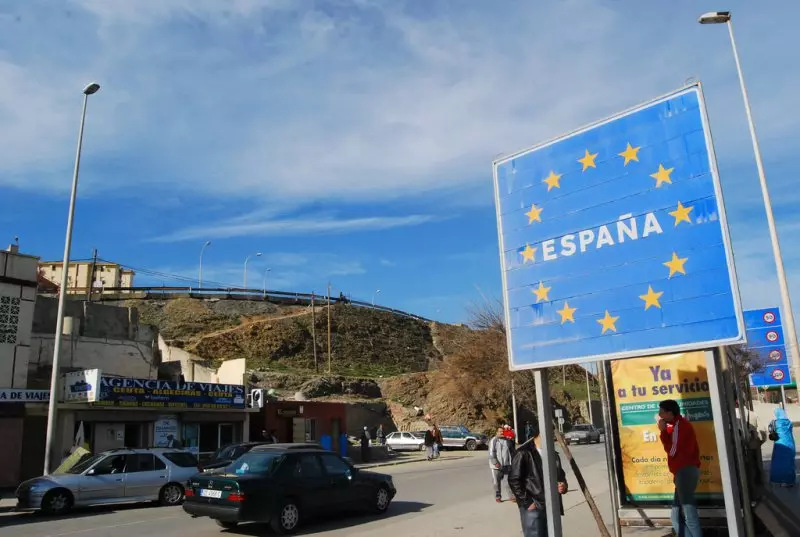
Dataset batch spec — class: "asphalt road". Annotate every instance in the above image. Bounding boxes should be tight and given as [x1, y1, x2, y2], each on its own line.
[0, 444, 618, 537]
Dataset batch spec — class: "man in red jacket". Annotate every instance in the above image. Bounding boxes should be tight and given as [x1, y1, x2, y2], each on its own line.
[657, 399, 702, 537]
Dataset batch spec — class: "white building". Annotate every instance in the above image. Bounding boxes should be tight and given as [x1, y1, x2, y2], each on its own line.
[0, 244, 39, 488]
[38, 260, 135, 295]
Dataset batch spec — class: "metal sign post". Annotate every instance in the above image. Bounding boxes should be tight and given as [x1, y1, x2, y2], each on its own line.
[535, 369, 563, 537]
[705, 349, 745, 537]
[491, 83, 747, 537]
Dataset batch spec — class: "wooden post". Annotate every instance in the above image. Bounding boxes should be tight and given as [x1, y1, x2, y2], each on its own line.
[327, 283, 332, 374]
[311, 292, 318, 371]
[554, 428, 611, 537]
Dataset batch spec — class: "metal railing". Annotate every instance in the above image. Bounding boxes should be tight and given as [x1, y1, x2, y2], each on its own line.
[55, 286, 433, 323]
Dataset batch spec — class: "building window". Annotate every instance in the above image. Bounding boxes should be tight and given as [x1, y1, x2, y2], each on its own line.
[305, 419, 317, 442]
[0, 295, 21, 345]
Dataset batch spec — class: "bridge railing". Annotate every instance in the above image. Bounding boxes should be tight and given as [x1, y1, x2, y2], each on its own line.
[58, 286, 433, 323]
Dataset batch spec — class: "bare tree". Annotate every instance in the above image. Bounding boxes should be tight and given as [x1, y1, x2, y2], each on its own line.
[466, 298, 505, 333]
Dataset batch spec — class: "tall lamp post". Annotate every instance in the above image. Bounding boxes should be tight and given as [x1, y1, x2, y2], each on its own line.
[43, 82, 101, 475]
[198, 240, 211, 288]
[699, 11, 800, 392]
[372, 289, 381, 306]
[243, 252, 261, 289]
[263, 267, 271, 298]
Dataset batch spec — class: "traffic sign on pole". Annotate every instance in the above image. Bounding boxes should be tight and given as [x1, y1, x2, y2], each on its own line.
[745, 307, 792, 387]
[492, 84, 744, 370]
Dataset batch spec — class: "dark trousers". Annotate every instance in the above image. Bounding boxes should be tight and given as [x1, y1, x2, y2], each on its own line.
[361, 445, 370, 462]
[518, 504, 547, 537]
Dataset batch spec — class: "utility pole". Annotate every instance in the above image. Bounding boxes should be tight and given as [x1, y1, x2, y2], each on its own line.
[563, 365, 566, 386]
[87, 248, 98, 301]
[327, 283, 332, 374]
[586, 363, 594, 425]
[311, 292, 318, 371]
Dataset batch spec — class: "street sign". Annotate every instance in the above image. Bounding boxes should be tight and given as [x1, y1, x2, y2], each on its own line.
[745, 307, 791, 387]
[493, 84, 744, 370]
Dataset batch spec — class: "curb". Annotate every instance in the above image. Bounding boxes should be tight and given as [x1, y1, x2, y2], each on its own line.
[357, 457, 427, 470]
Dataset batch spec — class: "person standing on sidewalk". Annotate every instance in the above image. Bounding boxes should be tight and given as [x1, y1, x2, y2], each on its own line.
[360, 426, 372, 463]
[508, 421, 568, 537]
[377, 424, 386, 446]
[489, 427, 514, 502]
[424, 426, 436, 461]
[657, 399, 702, 537]
[432, 424, 443, 459]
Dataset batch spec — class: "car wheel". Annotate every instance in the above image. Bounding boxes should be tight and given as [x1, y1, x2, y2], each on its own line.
[418, 444, 426, 451]
[215, 520, 238, 529]
[271, 499, 301, 535]
[373, 485, 392, 514]
[465, 440, 477, 451]
[41, 489, 72, 516]
[159, 483, 184, 506]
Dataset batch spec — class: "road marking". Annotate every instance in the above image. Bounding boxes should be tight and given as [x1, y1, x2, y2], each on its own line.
[43, 514, 184, 537]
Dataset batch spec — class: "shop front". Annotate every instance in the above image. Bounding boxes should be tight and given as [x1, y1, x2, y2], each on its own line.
[50, 372, 252, 468]
[252, 401, 347, 454]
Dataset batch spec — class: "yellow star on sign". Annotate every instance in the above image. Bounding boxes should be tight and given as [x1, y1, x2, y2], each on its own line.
[525, 203, 543, 224]
[578, 149, 598, 171]
[520, 243, 537, 263]
[618, 143, 641, 166]
[542, 171, 562, 191]
[597, 310, 619, 334]
[532, 281, 551, 303]
[650, 163, 674, 188]
[556, 301, 577, 324]
[663, 252, 688, 278]
[639, 285, 664, 310]
[668, 201, 693, 226]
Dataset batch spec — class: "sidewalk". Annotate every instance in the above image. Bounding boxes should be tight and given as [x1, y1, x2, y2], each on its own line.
[759, 435, 800, 535]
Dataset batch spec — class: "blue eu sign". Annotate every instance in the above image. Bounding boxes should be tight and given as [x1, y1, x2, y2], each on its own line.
[746, 308, 791, 387]
[493, 84, 744, 370]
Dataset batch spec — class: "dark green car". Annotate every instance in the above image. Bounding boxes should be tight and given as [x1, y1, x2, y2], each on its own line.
[182, 446, 396, 534]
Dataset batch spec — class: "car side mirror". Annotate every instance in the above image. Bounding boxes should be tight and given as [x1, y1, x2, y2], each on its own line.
[86, 468, 96, 476]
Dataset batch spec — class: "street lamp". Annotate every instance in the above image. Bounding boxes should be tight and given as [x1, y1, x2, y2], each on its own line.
[43, 82, 101, 475]
[372, 289, 381, 306]
[699, 11, 800, 392]
[243, 252, 261, 290]
[263, 267, 271, 298]
[198, 240, 211, 288]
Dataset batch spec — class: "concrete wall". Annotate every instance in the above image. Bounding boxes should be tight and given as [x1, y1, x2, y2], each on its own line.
[159, 335, 245, 385]
[33, 297, 140, 340]
[0, 248, 39, 389]
[345, 402, 396, 437]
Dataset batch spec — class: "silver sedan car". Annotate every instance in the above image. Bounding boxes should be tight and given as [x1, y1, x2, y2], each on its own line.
[16, 448, 200, 515]
[385, 431, 425, 452]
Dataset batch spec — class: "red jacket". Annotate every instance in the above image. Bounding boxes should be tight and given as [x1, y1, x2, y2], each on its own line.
[660, 415, 700, 474]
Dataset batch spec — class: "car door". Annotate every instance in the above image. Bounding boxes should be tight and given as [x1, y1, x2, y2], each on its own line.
[400, 432, 415, 450]
[79, 455, 127, 503]
[319, 453, 363, 507]
[124, 454, 169, 500]
[440, 428, 460, 448]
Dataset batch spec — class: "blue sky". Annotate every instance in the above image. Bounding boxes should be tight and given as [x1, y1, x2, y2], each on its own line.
[1, 1, 800, 325]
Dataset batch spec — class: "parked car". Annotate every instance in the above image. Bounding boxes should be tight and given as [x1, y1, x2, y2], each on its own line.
[438, 425, 488, 451]
[564, 424, 602, 445]
[385, 431, 425, 452]
[15, 448, 200, 515]
[183, 445, 396, 534]
[200, 443, 323, 473]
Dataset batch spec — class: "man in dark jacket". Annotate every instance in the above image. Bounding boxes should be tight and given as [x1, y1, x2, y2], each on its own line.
[508, 421, 568, 537]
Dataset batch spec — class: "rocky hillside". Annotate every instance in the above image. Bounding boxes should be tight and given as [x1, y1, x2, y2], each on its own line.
[130, 297, 464, 377]
[128, 297, 597, 432]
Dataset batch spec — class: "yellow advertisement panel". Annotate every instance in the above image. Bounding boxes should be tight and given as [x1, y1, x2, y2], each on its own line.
[611, 351, 723, 502]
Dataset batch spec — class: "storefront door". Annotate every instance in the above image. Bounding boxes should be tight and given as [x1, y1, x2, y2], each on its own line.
[218, 423, 234, 447]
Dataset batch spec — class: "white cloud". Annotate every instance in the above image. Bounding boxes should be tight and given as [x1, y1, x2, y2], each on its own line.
[3, 1, 799, 206]
[148, 213, 436, 242]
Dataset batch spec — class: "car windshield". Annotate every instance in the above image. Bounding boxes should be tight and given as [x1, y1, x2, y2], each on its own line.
[226, 452, 283, 476]
[61, 453, 105, 475]
[211, 445, 237, 461]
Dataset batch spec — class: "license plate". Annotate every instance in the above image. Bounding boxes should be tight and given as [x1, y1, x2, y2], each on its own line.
[200, 489, 222, 499]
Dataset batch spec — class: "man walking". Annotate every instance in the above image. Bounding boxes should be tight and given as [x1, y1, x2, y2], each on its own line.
[508, 421, 568, 537]
[489, 427, 514, 502]
[360, 426, 372, 463]
[657, 399, 702, 537]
